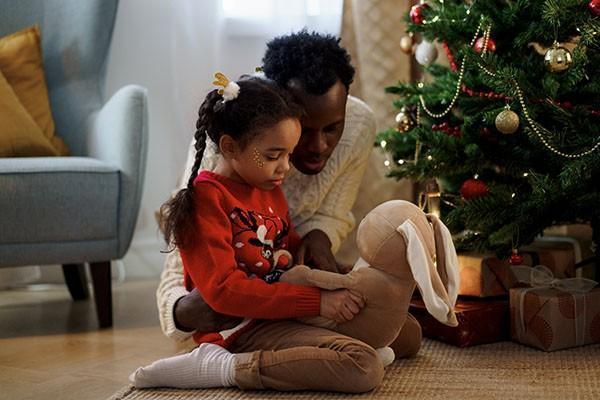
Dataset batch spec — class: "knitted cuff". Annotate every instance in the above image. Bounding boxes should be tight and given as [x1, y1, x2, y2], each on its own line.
[294, 286, 322, 317]
[163, 286, 195, 342]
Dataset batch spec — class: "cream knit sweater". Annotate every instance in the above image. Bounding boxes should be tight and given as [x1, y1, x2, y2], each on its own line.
[157, 96, 376, 341]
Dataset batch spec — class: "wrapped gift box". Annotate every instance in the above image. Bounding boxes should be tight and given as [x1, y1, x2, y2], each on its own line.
[509, 286, 600, 352]
[409, 298, 509, 347]
[544, 225, 596, 280]
[457, 253, 507, 297]
[522, 239, 578, 277]
[458, 237, 581, 298]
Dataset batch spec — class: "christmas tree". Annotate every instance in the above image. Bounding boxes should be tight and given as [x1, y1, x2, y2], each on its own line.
[378, 0, 600, 262]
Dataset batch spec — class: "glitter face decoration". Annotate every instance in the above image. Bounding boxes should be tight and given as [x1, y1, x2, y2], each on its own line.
[252, 147, 264, 168]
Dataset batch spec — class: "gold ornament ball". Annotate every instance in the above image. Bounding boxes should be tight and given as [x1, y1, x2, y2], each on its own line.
[544, 45, 573, 73]
[495, 109, 520, 134]
[395, 109, 414, 133]
[399, 35, 414, 54]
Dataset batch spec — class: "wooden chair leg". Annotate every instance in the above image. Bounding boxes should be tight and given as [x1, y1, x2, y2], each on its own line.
[62, 263, 89, 300]
[89, 261, 113, 328]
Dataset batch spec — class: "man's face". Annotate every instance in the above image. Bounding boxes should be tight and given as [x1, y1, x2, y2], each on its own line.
[289, 80, 347, 175]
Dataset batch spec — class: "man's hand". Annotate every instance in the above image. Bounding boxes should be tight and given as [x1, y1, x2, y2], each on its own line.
[174, 288, 242, 332]
[320, 289, 365, 323]
[296, 229, 340, 273]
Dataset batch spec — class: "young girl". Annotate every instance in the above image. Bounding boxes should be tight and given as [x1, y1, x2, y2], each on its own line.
[130, 75, 384, 393]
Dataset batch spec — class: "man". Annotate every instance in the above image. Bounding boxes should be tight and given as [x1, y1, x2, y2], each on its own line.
[157, 31, 421, 357]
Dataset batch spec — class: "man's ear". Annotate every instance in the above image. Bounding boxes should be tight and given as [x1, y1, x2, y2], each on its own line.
[219, 134, 238, 159]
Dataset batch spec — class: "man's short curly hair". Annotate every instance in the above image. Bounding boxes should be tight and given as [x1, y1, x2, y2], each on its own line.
[262, 30, 355, 96]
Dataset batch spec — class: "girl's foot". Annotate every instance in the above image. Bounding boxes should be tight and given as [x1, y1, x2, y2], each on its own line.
[129, 343, 236, 389]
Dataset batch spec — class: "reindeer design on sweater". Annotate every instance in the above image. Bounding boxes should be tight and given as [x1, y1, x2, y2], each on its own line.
[230, 207, 293, 282]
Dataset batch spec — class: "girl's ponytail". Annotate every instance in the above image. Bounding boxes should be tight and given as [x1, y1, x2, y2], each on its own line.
[160, 90, 220, 250]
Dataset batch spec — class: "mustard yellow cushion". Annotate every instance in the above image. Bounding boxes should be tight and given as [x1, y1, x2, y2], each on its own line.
[0, 25, 69, 155]
[0, 69, 59, 157]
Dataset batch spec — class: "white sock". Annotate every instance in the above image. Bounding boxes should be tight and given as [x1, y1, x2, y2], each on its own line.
[376, 346, 395, 367]
[129, 343, 236, 389]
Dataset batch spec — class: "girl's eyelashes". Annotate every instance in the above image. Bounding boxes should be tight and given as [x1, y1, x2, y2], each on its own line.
[267, 152, 293, 161]
[265, 152, 291, 161]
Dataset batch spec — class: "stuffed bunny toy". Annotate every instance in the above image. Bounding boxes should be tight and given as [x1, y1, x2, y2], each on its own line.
[280, 200, 460, 356]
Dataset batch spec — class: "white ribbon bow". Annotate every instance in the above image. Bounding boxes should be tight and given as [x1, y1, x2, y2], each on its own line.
[511, 264, 597, 293]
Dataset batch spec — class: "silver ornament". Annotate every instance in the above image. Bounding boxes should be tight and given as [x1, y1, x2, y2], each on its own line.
[415, 40, 438, 66]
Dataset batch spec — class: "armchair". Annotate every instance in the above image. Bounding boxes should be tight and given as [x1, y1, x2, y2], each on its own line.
[0, 0, 148, 328]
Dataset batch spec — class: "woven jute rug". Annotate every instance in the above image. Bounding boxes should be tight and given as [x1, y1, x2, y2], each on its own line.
[108, 339, 600, 400]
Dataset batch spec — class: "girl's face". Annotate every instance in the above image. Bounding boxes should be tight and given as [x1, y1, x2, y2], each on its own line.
[229, 118, 301, 191]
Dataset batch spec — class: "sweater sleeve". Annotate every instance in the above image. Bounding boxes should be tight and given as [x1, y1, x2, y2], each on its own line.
[181, 184, 321, 319]
[156, 248, 195, 342]
[294, 102, 377, 254]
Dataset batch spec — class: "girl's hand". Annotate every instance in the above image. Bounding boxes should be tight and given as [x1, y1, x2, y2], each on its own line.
[320, 289, 365, 323]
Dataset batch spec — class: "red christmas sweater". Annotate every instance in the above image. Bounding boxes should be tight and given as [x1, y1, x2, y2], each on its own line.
[180, 171, 321, 347]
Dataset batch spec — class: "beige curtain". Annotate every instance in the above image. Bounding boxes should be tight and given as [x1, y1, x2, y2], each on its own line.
[336, 0, 415, 265]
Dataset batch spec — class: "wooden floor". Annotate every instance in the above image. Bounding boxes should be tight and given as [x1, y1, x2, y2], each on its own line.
[0, 279, 190, 400]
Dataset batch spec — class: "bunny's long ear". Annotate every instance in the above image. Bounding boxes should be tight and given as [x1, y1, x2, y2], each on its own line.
[426, 214, 460, 307]
[398, 220, 458, 326]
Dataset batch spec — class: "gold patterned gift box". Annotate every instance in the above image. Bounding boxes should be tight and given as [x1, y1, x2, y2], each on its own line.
[458, 237, 581, 298]
[509, 268, 600, 352]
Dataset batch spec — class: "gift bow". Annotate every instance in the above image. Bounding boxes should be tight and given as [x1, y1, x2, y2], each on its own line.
[512, 265, 598, 347]
[511, 264, 597, 293]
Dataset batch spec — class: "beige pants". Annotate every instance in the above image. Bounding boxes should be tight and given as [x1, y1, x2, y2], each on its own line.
[229, 314, 421, 393]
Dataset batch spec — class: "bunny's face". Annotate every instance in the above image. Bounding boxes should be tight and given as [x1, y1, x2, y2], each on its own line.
[356, 199, 460, 327]
[356, 200, 435, 280]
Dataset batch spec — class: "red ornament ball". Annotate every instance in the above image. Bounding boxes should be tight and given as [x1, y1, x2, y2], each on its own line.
[509, 250, 524, 266]
[473, 37, 496, 53]
[589, 0, 600, 16]
[460, 179, 489, 200]
[409, 3, 429, 24]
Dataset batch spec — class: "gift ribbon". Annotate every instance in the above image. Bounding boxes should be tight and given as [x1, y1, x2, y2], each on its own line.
[512, 265, 597, 347]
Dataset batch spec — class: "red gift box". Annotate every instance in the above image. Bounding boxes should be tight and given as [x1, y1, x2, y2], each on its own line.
[409, 298, 509, 347]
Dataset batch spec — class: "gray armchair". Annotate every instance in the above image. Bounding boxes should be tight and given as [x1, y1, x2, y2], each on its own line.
[0, 0, 148, 328]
